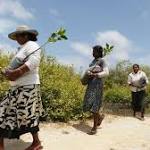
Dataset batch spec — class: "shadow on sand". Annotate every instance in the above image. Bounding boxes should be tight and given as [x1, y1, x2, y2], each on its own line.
[5, 139, 31, 150]
[72, 121, 91, 133]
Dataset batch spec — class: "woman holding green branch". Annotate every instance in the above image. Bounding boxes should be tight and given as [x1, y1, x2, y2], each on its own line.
[81, 45, 109, 135]
[0, 25, 43, 150]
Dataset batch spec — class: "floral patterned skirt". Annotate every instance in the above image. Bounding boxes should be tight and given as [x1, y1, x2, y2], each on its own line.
[0, 84, 43, 139]
[83, 78, 103, 113]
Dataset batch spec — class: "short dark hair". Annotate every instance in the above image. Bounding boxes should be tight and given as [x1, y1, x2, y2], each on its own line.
[133, 64, 139, 68]
[92, 45, 103, 58]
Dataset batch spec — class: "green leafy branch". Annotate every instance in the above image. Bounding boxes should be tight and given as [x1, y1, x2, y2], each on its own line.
[103, 43, 114, 56]
[26, 27, 68, 59]
[48, 27, 68, 43]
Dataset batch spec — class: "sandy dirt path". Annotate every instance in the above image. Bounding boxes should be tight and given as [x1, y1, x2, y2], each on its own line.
[4, 115, 150, 150]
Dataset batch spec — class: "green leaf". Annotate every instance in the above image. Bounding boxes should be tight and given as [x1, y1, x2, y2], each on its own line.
[103, 43, 114, 56]
[110, 46, 114, 49]
[57, 37, 62, 40]
[61, 35, 68, 40]
[57, 28, 66, 35]
[51, 33, 57, 38]
[46, 27, 68, 44]
[106, 43, 109, 49]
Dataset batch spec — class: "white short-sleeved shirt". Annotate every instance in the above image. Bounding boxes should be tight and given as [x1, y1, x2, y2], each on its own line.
[10, 41, 41, 86]
[128, 70, 149, 92]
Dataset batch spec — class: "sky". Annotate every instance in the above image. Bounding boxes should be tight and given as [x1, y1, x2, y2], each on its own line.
[0, 0, 150, 71]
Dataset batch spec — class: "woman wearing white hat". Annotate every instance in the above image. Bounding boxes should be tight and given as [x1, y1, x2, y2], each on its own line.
[0, 25, 43, 150]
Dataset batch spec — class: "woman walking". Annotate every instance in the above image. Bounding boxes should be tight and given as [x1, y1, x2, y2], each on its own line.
[81, 45, 109, 135]
[0, 25, 43, 150]
[128, 64, 148, 121]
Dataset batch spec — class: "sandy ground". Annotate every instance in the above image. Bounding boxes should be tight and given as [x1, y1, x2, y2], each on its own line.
[4, 115, 150, 150]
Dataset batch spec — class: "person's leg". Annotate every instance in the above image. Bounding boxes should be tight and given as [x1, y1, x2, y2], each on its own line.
[141, 108, 145, 119]
[93, 113, 99, 130]
[32, 133, 41, 147]
[0, 138, 4, 150]
[25, 132, 42, 150]
[97, 113, 105, 126]
[131, 92, 137, 117]
[88, 113, 99, 135]
[138, 90, 145, 120]
[141, 91, 145, 119]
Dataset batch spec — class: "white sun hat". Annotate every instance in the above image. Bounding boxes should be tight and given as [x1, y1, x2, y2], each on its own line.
[8, 25, 38, 40]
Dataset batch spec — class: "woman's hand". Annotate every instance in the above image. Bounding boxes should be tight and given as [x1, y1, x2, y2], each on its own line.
[1, 64, 29, 81]
[87, 71, 93, 76]
[129, 82, 134, 86]
[2, 68, 22, 81]
[87, 71, 98, 78]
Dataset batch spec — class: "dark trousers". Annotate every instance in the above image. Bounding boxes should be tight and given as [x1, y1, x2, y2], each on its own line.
[131, 90, 145, 115]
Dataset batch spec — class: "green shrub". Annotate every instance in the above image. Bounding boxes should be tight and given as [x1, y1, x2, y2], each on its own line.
[104, 86, 131, 104]
[144, 85, 150, 108]
[40, 56, 85, 121]
[0, 53, 10, 100]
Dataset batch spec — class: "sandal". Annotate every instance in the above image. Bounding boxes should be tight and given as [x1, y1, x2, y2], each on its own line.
[140, 117, 145, 121]
[25, 143, 43, 150]
[87, 128, 97, 135]
[97, 114, 105, 126]
[34, 145, 43, 150]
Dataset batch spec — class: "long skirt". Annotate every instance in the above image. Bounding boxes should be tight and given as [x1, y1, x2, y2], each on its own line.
[83, 78, 103, 113]
[131, 90, 145, 112]
[0, 84, 43, 139]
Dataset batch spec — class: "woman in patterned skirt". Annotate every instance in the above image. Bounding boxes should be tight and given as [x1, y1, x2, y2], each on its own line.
[81, 45, 109, 135]
[0, 25, 43, 150]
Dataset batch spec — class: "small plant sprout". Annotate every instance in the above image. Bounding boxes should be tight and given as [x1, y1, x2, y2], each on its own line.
[103, 43, 114, 56]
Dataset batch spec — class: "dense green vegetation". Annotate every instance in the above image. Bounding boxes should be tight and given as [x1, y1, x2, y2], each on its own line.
[0, 54, 150, 121]
[40, 55, 84, 121]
